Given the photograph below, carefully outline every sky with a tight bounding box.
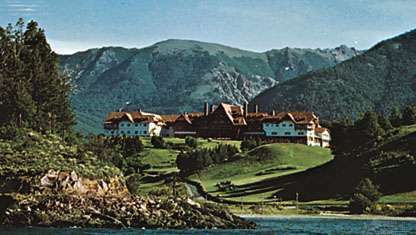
[1,0,416,54]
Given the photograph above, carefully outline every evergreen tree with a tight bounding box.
[401,105,416,125]
[377,113,393,131]
[349,178,381,214]
[389,106,403,127]
[355,111,385,141]
[0,19,74,134]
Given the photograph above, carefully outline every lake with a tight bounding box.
[1,216,416,235]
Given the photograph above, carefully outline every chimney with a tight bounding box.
[244,102,249,117]
[255,104,259,114]
[272,110,276,116]
[204,102,209,116]
[210,104,215,113]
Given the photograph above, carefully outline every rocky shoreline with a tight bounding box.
[2,194,255,229]
[1,170,255,229]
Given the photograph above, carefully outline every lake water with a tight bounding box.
[1,216,416,235]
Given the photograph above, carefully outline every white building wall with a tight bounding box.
[316,130,331,147]
[263,121,307,137]
[262,121,327,147]
[104,121,162,137]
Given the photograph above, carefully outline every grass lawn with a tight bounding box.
[126,174,187,197]
[139,147,179,173]
[132,137,242,195]
[191,143,333,202]
[139,137,241,174]
[380,191,416,204]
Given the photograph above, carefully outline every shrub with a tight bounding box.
[123,137,144,156]
[240,139,259,151]
[151,136,165,148]
[349,178,381,214]
[176,144,239,175]
[185,136,198,148]
[401,105,416,125]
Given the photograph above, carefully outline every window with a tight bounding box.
[111,131,114,134]
[265,123,269,127]
[298,132,304,135]
[120,123,124,127]
[127,131,130,134]
[289,124,293,127]
[282,124,286,127]
[143,131,147,134]
[135,131,138,134]
[285,132,291,135]
[121,131,124,134]
[127,124,131,127]
[271,132,277,135]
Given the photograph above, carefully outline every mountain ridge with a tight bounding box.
[251,29,416,121]
[59,39,360,133]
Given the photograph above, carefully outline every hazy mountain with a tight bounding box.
[251,30,416,121]
[59,39,359,133]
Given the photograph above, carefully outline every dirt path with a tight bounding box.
[184,182,205,201]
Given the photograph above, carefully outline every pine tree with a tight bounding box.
[389,106,402,127]
[401,105,416,125]
[355,111,385,141]
[377,113,393,131]
[0,19,74,134]
[349,178,381,214]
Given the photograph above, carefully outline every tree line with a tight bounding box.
[0,19,74,135]
[176,144,240,175]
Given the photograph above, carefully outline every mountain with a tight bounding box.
[59,39,359,133]
[251,30,416,121]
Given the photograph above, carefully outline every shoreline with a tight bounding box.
[238,213,416,221]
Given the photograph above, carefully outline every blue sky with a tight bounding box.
[1,0,416,54]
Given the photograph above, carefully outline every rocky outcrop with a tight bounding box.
[3,194,254,229]
[2,169,255,229]
[39,170,128,196]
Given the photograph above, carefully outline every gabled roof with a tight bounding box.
[176,114,193,125]
[214,103,246,125]
[104,111,163,124]
[263,112,317,124]
[160,114,179,123]
[315,127,329,133]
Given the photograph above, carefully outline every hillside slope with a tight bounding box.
[190,143,332,202]
[251,29,416,121]
[59,40,359,133]
[262,124,416,201]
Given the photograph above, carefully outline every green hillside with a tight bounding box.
[251,29,416,121]
[247,124,416,202]
[59,40,359,133]
[190,143,332,202]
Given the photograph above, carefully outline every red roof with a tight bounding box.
[104,111,163,124]
[263,112,317,124]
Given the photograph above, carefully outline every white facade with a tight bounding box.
[262,120,328,147]
[263,121,311,137]
[316,129,331,148]
[105,121,162,137]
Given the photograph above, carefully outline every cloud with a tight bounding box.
[5,1,41,14]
